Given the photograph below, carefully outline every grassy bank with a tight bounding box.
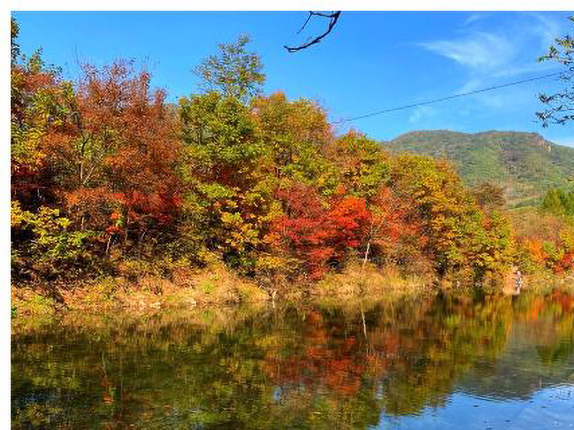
[11,262,266,319]
[17,261,568,327]
[11,261,436,322]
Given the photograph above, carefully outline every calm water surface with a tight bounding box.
[12,291,574,429]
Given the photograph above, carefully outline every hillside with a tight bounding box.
[383,130,574,206]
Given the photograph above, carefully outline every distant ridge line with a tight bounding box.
[384,130,574,206]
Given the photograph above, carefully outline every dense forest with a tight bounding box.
[10,18,574,305]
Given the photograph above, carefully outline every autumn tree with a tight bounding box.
[45,61,181,256]
[11,20,96,287]
[362,186,426,268]
[10,19,522,291]
[326,132,425,269]
[11,25,75,209]
[473,182,506,210]
[390,154,513,279]
[272,184,370,279]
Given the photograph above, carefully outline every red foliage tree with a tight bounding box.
[274,185,371,279]
[364,186,427,266]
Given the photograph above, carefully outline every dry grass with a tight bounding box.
[12,261,269,324]
[314,262,433,299]
[11,287,57,317]
[167,262,268,305]
[521,272,574,295]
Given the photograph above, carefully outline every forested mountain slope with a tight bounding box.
[383,130,574,206]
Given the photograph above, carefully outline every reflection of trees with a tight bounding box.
[12,292,574,429]
[458,290,574,400]
[263,295,514,417]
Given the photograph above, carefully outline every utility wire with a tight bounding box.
[332,72,563,125]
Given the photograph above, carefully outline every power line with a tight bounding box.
[332,72,563,125]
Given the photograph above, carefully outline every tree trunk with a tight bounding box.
[362,241,371,269]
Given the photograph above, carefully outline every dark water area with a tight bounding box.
[11,291,574,429]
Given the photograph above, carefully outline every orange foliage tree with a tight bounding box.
[45,61,181,255]
[272,185,371,279]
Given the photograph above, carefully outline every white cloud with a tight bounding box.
[456,78,482,94]
[419,13,568,111]
[528,12,562,52]
[463,13,488,26]
[421,32,513,73]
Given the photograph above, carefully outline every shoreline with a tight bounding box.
[12,263,574,331]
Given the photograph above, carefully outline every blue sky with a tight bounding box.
[12,11,574,145]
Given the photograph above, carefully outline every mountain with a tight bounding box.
[382,130,574,207]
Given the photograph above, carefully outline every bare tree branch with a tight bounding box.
[285,11,341,53]
[309,11,340,18]
[297,11,313,34]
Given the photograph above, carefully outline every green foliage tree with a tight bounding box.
[541,188,565,215]
[328,131,389,200]
[540,187,574,216]
[178,91,271,268]
[252,91,339,192]
[11,201,100,287]
[193,34,266,103]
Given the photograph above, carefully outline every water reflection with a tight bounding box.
[12,291,574,429]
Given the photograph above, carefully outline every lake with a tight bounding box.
[11,290,574,429]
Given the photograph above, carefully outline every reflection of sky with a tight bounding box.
[456,328,574,401]
[375,385,574,429]
[375,316,574,429]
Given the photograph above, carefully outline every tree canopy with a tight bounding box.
[193,35,266,103]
